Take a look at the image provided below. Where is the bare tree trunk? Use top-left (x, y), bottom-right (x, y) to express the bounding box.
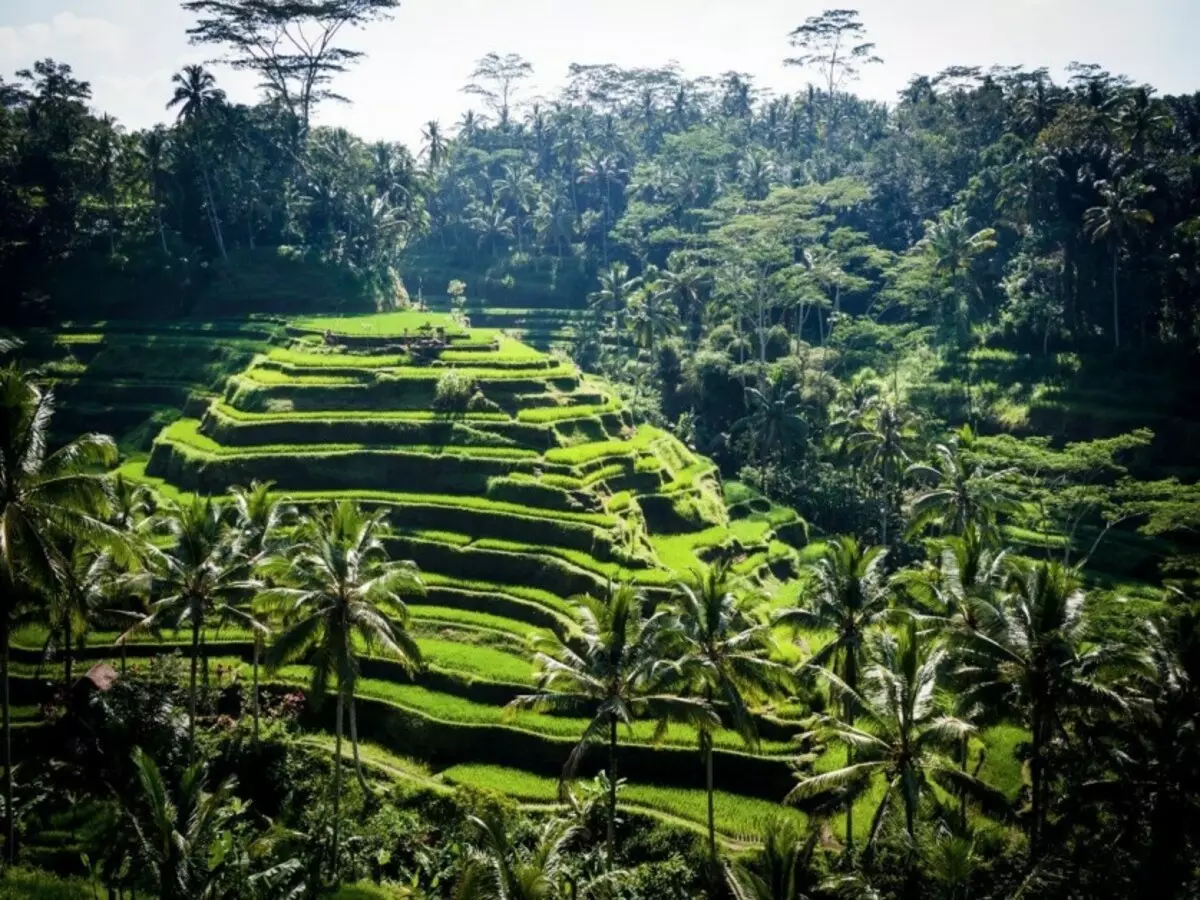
top-left (350, 698), bottom-right (369, 793)
top-left (64, 618), bottom-right (72, 687)
top-left (2, 612), bottom-right (13, 864)
top-left (252, 637), bottom-right (260, 746)
top-left (607, 716), bottom-right (618, 870)
top-left (1112, 249), bottom-right (1121, 350)
top-left (188, 619), bottom-right (199, 756)
top-left (704, 731), bottom-right (716, 865)
top-left (332, 690), bottom-right (344, 881)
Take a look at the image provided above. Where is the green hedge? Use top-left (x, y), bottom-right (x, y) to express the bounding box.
top-left (303, 691), bottom-right (796, 800)
top-left (417, 586), bottom-right (569, 630)
top-left (146, 439), bottom-right (533, 496)
top-left (374, 498), bottom-right (613, 557)
top-left (201, 404), bottom-right (554, 451)
top-left (384, 535), bottom-right (604, 599)
top-left (485, 475), bottom-right (602, 514)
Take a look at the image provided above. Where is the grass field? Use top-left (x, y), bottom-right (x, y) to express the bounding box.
top-left (441, 764), bottom-right (807, 842)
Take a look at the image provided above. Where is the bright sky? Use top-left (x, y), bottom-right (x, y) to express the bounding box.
top-left (1, 0), bottom-right (1198, 150)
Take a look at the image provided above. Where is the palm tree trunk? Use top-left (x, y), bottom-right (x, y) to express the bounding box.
top-left (251, 637), bottom-right (260, 746)
top-left (703, 731), bottom-right (716, 865)
top-left (1111, 248), bottom-right (1120, 349)
top-left (188, 619), bottom-right (199, 755)
top-left (960, 734), bottom-right (969, 832)
top-left (350, 698), bottom-right (368, 793)
top-left (2, 611), bottom-right (13, 864)
top-left (1030, 706), bottom-right (1045, 857)
top-left (194, 130), bottom-right (228, 263)
top-left (63, 618), bottom-right (72, 687)
top-left (607, 715), bottom-right (618, 871)
top-left (332, 689), bottom-right (344, 880)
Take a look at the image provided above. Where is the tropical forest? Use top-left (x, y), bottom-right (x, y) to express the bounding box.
top-left (0, 2), bottom-right (1198, 897)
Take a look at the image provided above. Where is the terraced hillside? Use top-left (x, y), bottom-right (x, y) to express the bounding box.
top-left (89, 310), bottom-right (812, 840)
top-left (6, 311), bottom-right (1033, 845)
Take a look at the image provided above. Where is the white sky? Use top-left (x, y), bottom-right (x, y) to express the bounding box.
top-left (1, 0), bottom-right (1198, 150)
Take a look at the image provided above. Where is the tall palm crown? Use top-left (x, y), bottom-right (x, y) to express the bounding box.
top-left (588, 262), bottom-right (642, 339)
top-left (229, 480), bottom-right (293, 561)
top-left (955, 562), bottom-right (1133, 854)
top-left (627, 283), bottom-right (681, 355)
top-left (775, 536), bottom-right (891, 696)
top-left (847, 396), bottom-right (915, 545)
top-left (262, 500), bottom-right (422, 701)
top-left (907, 427), bottom-right (1018, 542)
top-left (669, 562), bottom-right (785, 862)
top-left (735, 380), bottom-right (808, 471)
top-left (916, 207), bottom-right (997, 343)
top-left (0, 363), bottom-right (119, 861)
top-left (509, 582), bottom-right (717, 868)
top-left (897, 526), bottom-right (1009, 638)
top-left (45, 538), bottom-right (128, 685)
top-left (166, 64), bottom-right (225, 123)
top-left (790, 623), bottom-right (997, 852)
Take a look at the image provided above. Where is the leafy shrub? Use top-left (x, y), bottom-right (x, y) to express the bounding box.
top-left (433, 370), bottom-right (478, 412)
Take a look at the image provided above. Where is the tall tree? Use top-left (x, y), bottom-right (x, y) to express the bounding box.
top-left (462, 52), bottom-right (534, 129)
top-left (261, 500), bottom-right (422, 877)
top-left (668, 562), bottom-right (785, 866)
top-left (907, 427), bottom-right (1018, 543)
top-left (790, 622), bottom-right (998, 852)
top-left (166, 65), bottom-right (229, 261)
top-left (124, 497), bottom-right (250, 755)
top-left (509, 582), bottom-right (716, 870)
top-left (784, 9), bottom-right (882, 151)
top-left (0, 363), bottom-right (118, 863)
top-left (773, 536), bottom-right (891, 850)
top-left (956, 562), bottom-right (1134, 856)
top-left (1083, 177), bottom-right (1155, 348)
top-left (182, 0), bottom-right (400, 138)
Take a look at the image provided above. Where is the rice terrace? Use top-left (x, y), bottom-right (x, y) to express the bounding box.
top-left (0, 1), bottom-right (1198, 898)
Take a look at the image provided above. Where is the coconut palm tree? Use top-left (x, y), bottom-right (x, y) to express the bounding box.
top-left (724, 816), bottom-right (818, 900)
top-left (916, 208), bottom-right (997, 345)
top-left (122, 497), bottom-right (250, 755)
top-left (261, 500), bottom-right (422, 876)
top-left (230, 480), bottom-right (294, 561)
top-left (228, 481), bottom-right (292, 744)
top-left (589, 263), bottom-right (643, 355)
top-left (120, 746), bottom-right (239, 900)
top-left (45, 538), bottom-right (126, 686)
top-left (789, 622), bottom-right (999, 853)
top-left (420, 119), bottom-right (448, 172)
top-left (955, 562), bottom-right (1134, 855)
top-left (657, 253), bottom-right (706, 344)
top-left (734, 380), bottom-right (808, 476)
top-left (455, 811), bottom-right (617, 900)
top-left (627, 284), bottom-right (681, 357)
top-left (773, 536), bottom-right (891, 849)
top-left (508, 582), bottom-right (717, 869)
top-left (847, 397), bottom-right (915, 547)
top-left (1083, 177), bottom-right (1155, 349)
top-left (138, 126), bottom-right (173, 256)
top-left (669, 562), bottom-right (787, 864)
top-left (166, 65), bottom-right (228, 261)
top-left (907, 427), bottom-right (1018, 543)
top-left (0, 364), bottom-right (120, 862)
